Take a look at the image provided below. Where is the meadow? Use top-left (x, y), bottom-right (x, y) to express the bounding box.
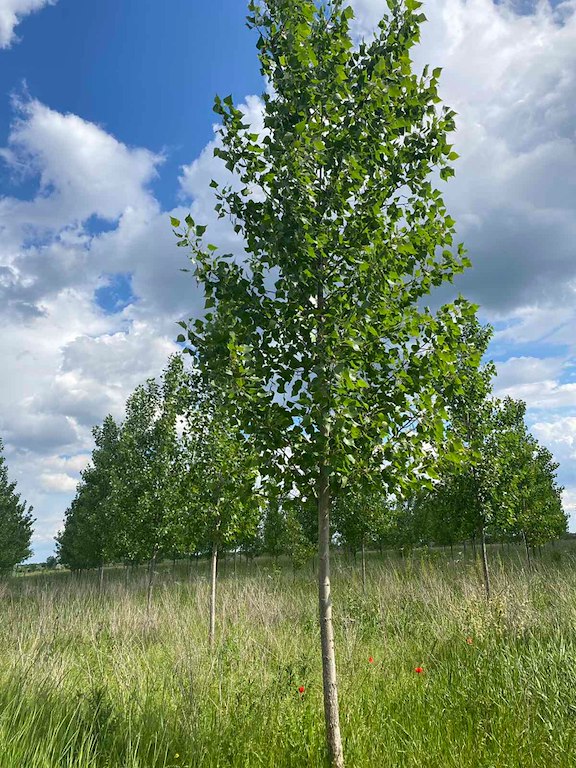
top-left (2, 545), bottom-right (576, 767)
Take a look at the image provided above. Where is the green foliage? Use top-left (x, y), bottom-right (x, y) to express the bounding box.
top-left (0, 438), bottom-right (34, 574)
top-left (409, 316), bottom-right (568, 551)
top-left (494, 404), bottom-right (566, 546)
top-left (56, 415), bottom-right (121, 570)
top-left (56, 355), bottom-right (262, 572)
top-left (333, 481), bottom-right (395, 553)
top-left (110, 355), bottom-right (187, 563)
top-left (177, 370), bottom-right (262, 555)
top-left (176, 0), bottom-right (477, 501)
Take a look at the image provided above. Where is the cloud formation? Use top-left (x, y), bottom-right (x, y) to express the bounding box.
top-left (354, 0), bottom-right (576, 312)
top-left (0, 0), bottom-right (55, 49)
top-left (0, 99), bottom-right (183, 556)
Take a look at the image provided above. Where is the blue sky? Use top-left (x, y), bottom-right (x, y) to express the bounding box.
top-left (0, 0), bottom-right (575, 561)
top-left (0, 0), bottom-right (262, 208)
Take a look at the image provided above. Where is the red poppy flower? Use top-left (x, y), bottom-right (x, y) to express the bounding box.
top-left (414, 667), bottom-right (423, 674)
top-left (368, 656), bottom-right (374, 664)
top-left (298, 685), bottom-right (305, 694)
top-left (466, 637), bottom-right (473, 645)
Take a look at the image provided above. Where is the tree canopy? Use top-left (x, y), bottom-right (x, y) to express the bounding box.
top-left (0, 438), bottom-right (34, 574)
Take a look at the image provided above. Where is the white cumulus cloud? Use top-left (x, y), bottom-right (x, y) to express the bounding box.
top-left (0, 0), bottom-right (54, 49)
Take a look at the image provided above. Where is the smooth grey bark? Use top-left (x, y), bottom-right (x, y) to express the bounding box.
top-left (209, 540), bottom-right (218, 649)
top-left (147, 548), bottom-right (157, 615)
top-left (480, 525), bottom-right (491, 600)
top-left (318, 462), bottom-right (344, 768)
top-left (523, 530), bottom-right (533, 571)
top-left (98, 564), bottom-right (104, 596)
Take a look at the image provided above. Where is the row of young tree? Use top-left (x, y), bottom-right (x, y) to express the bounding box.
top-left (57, 329), bottom-right (565, 594)
top-left (0, 439), bottom-right (34, 575)
top-left (58, 1), bottom-right (566, 765)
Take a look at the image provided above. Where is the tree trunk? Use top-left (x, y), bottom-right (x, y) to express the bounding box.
top-left (209, 540), bottom-right (218, 649)
top-left (361, 539), bottom-right (367, 594)
top-left (147, 549), bottom-right (157, 615)
top-left (318, 461), bottom-right (345, 768)
top-left (98, 563), bottom-right (104, 596)
top-left (480, 525), bottom-right (491, 600)
top-left (523, 530), bottom-right (532, 571)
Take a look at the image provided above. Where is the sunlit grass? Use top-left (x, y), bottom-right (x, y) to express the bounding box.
top-left (2, 546), bottom-right (576, 766)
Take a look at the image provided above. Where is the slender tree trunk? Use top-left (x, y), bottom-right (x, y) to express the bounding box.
top-left (523, 530), bottom-right (532, 570)
top-left (480, 525), bottom-right (491, 600)
top-left (318, 461), bottom-right (344, 768)
top-left (188, 554), bottom-right (194, 583)
top-left (98, 563), bottom-right (104, 596)
top-left (472, 535), bottom-right (477, 559)
top-left (147, 548), bottom-right (157, 615)
top-left (361, 538), bottom-right (367, 594)
top-left (450, 543), bottom-right (454, 560)
top-left (233, 549), bottom-right (237, 577)
top-left (209, 540), bottom-right (218, 649)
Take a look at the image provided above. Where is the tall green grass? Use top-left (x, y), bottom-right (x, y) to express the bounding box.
top-left (3, 548), bottom-right (576, 766)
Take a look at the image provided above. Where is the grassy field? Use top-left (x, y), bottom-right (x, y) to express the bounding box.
top-left (2, 546), bottom-right (576, 767)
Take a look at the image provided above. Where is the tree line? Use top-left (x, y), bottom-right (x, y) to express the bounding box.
top-left (56, 330), bottom-right (565, 595)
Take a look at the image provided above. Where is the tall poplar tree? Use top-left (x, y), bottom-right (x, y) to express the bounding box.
top-left (56, 415), bottom-right (121, 578)
top-left (112, 356), bottom-right (185, 611)
top-left (493, 404), bottom-right (566, 561)
top-left (179, 387), bottom-right (260, 647)
top-left (175, 1), bottom-right (476, 763)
